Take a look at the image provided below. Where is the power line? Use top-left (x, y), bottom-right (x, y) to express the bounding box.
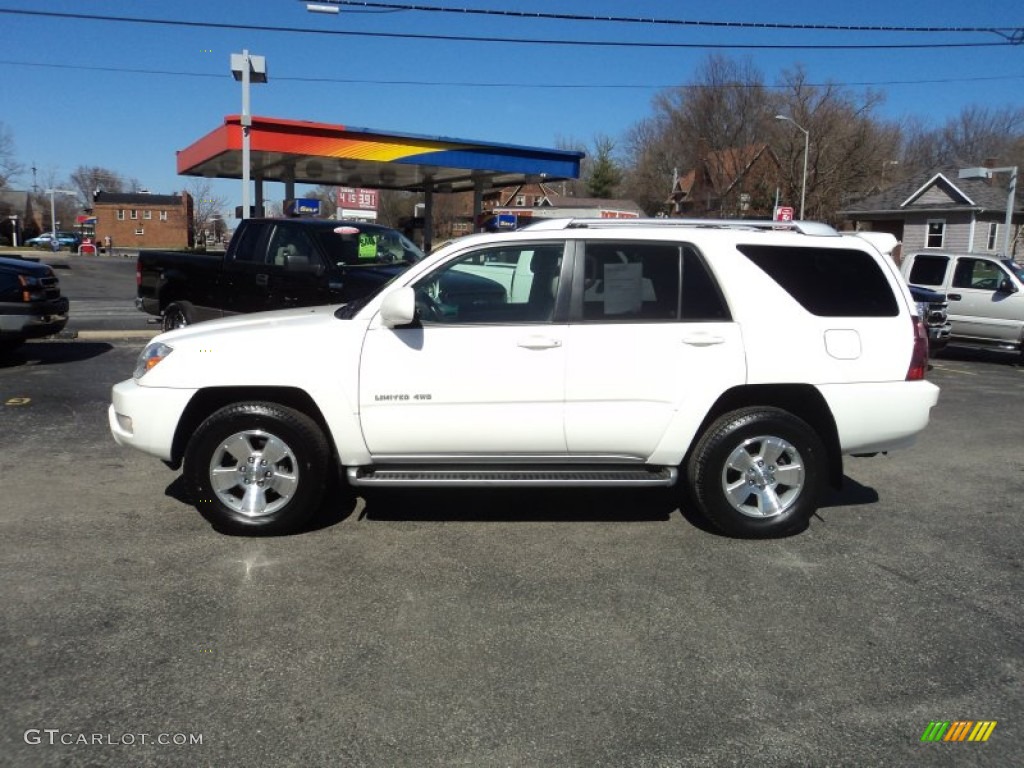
top-left (0, 8), bottom-right (1018, 50)
top-left (299, 1), bottom-right (1024, 41)
top-left (3, 58), bottom-right (1022, 92)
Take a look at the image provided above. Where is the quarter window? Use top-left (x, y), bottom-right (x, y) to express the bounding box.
top-left (738, 245), bottom-right (898, 317)
top-left (926, 220), bottom-right (945, 248)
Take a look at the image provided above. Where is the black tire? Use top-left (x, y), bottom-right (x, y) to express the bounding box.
top-left (162, 301), bottom-right (195, 332)
top-left (687, 407), bottom-right (827, 538)
top-left (184, 402), bottom-right (330, 535)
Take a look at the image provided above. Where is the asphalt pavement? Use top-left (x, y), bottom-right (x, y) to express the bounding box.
top-left (0, 257), bottom-right (1021, 767)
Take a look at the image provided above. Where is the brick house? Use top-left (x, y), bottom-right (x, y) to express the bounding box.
top-left (840, 164), bottom-right (1022, 260)
top-left (92, 191), bottom-right (194, 249)
top-left (667, 143), bottom-right (781, 218)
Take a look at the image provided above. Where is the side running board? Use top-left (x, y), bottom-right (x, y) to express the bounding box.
top-left (347, 466), bottom-right (677, 488)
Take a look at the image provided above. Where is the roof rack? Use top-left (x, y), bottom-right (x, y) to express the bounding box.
top-left (521, 217), bottom-right (840, 237)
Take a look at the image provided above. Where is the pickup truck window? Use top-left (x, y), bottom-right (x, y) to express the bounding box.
top-left (268, 225), bottom-right (318, 269)
top-left (311, 225), bottom-right (423, 267)
top-left (952, 258), bottom-right (1007, 291)
top-left (907, 254), bottom-right (949, 286)
top-left (739, 245), bottom-right (898, 317)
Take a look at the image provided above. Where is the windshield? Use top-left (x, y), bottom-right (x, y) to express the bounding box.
top-left (1005, 260), bottom-right (1024, 281)
top-left (312, 224), bottom-right (424, 267)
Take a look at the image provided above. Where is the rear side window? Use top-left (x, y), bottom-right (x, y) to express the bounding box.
top-left (737, 245), bottom-right (898, 317)
top-left (580, 241), bottom-right (730, 322)
top-left (907, 254), bottom-right (949, 286)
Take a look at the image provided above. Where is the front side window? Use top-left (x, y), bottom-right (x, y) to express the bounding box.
top-left (952, 258), bottom-right (1006, 291)
top-left (411, 243), bottom-right (565, 324)
top-left (267, 225), bottom-right (318, 268)
top-left (926, 220), bottom-right (945, 248)
top-left (580, 241), bottom-right (729, 322)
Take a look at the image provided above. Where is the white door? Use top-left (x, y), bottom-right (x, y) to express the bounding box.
top-left (358, 242), bottom-right (570, 456)
top-left (948, 256), bottom-right (1024, 343)
top-left (563, 241), bottom-right (746, 457)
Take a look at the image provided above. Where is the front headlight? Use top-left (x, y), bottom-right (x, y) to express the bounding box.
top-left (133, 342), bottom-right (174, 379)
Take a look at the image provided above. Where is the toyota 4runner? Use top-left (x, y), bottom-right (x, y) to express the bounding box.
top-left (109, 219), bottom-right (940, 538)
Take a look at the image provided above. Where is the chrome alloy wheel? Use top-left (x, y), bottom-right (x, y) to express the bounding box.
top-left (721, 435), bottom-right (805, 519)
top-left (208, 430), bottom-right (300, 518)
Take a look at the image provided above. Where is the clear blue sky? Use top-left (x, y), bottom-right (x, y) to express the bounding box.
top-left (1, 0), bottom-right (1022, 212)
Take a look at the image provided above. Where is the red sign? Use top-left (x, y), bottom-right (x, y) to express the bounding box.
top-left (774, 206), bottom-right (794, 222)
top-left (338, 187), bottom-right (378, 211)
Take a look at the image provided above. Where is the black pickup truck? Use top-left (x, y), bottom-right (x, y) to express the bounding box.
top-left (137, 218), bottom-right (425, 330)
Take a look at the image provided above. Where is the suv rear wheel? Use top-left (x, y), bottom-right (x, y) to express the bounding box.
top-left (184, 402), bottom-right (329, 535)
top-left (688, 407), bottom-right (827, 538)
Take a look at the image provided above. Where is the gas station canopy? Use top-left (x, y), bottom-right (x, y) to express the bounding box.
top-left (176, 115), bottom-right (583, 193)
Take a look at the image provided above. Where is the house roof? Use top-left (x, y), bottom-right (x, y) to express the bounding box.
top-left (841, 166), bottom-right (1022, 216)
top-left (93, 192), bottom-right (185, 206)
top-left (668, 144), bottom-right (778, 202)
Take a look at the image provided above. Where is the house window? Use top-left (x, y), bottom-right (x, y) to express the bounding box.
top-left (515, 195), bottom-right (526, 207)
top-left (117, 209), bottom-right (125, 220)
top-left (926, 220), bottom-right (945, 249)
top-left (130, 209), bottom-right (138, 220)
top-left (143, 210), bottom-right (152, 220)
top-left (987, 222), bottom-right (998, 251)
top-left (135, 227), bottom-right (144, 236)
top-left (159, 210), bottom-right (168, 221)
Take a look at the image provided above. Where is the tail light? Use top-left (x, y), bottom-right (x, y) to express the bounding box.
top-left (906, 315), bottom-right (929, 381)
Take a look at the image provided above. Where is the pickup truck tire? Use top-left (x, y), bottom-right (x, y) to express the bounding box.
top-left (687, 407), bottom-right (826, 538)
top-left (162, 301), bottom-right (195, 332)
top-left (184, 402), bottom-right (330, 535)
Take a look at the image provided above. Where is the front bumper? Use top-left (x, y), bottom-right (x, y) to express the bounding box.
top-left (109, 378), bottom-right (197, 461)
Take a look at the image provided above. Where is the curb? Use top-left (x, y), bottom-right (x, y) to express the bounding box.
top-left (53, 330), bottom-right (160, 342)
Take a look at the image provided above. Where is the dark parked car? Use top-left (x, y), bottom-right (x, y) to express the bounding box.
top-left (136, 218), bottom-right (425, 331)
top-left (0, 256), bottom-right (69, 352)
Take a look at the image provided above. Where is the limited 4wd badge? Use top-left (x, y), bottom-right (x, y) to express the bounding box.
top-left (374, 393), bottom-right (432, 401)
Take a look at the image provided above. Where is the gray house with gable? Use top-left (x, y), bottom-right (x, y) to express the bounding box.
top-left (841, 165), bottom-right (1022, 260)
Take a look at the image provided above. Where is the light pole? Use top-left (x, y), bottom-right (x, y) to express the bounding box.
top-left (230, 50), bottom-right (268, 220)
top-left (45, 188), bottom-right (76, 250)
top-left (958, 165), bottom-right (1018, 258)
top-left (775, 115), bottom-right (809, 220)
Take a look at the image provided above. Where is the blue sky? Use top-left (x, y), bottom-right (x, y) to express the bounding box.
top-left (1, 0), bottom-right (1022, 212)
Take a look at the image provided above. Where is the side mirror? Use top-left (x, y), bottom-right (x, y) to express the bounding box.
top-left (997, 278), bottom-right (1018, 295)
top-left (379, 287), bottom-right (416, 327)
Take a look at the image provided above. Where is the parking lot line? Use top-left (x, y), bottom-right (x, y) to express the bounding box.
top-left (929, 363), bottom-right (978, 376)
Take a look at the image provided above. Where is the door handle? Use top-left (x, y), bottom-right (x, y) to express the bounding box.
top-left (947, 293), bottom-right (961, 301)
top-left (517, 336), bottom-right (562, 349)
top-left (255, 274), bottom-right (268, 287)
top-left (682, 333), bottom-right (725, 346)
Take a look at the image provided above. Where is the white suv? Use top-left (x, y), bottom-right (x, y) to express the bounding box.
top-left (109, 219), bottom-right (940, 538)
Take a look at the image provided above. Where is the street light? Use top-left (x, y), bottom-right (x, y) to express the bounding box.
top-left (958, 165), bottom-right (1019, 258)
top-left (45, 188), bottom-right (76, 250)
top-left (230, 50), bottom-right (268, 220)
top-left (775, 115), bottom-right (809, 220)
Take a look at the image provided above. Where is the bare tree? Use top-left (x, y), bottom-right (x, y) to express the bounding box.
top-left (0, 122), bottom-right (24, 188)
top-left (184, 179), bottom-right (228, 247)
top-left (302, 184), bottom-right (340, 219)
top-left (69, 165), bottom-right (128, 205)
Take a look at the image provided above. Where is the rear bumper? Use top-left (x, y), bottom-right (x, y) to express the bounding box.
top-left (818, 380), bottom-right (940, 454)
top-left (0, 297), bottom-right (69, 339)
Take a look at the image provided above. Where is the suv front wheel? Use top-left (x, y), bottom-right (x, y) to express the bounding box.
top-left (687, 407), bottom-right (827, 538)
top-left (184, 402), bottom-right (330, 535)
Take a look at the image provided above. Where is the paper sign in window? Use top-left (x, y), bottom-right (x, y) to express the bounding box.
top-left (602, 262), bottom-right (644, 314)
